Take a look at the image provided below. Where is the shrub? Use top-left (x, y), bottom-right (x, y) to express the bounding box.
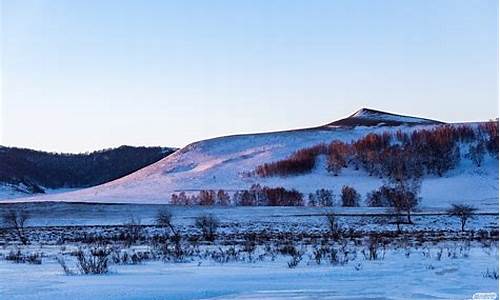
top-left (122, 216), bottom-right (143, 247)
top-left (195, 214), bottom-right (220, 241)
top-left (77, 247), bottom-right (110, 274)
top-left (156, 208), bottom-right (178, 236)
top-left (5, 249), bottom-right (41, 264)
top-left (325, 212), bottom-right (343, 238)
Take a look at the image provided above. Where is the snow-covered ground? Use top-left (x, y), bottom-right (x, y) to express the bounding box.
top-left (0, 183), bottom-right (79, 200)
top-left (0, 243), bottom-right (497, 300)
top-left (0, 202), bottom-right (498, 231)
top-left (0, 202), bottom-right (497, 300)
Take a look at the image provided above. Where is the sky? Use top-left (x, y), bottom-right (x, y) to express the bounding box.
top-left (1, 0), bottom-right (498, 153)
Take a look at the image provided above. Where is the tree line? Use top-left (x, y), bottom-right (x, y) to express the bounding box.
top-left (255, 122), bottom-right (498, 178)
top-left (0, 145), bottom-right (176, 193)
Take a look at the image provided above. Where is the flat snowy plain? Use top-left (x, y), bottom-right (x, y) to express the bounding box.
top-left (0, 203), bottom-right (498, 300)
top-left (1, 248), bottom-right (497, 300)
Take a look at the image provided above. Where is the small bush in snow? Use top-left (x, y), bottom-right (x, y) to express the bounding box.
top-left (122, 216), bottom-right (143, 247)
top-left (5, 249), bottom-right (41, 264)
top-left (325, 212), bottom-right (343, 239)
top-left (362, 235), bottom-right (385, 261)
top-left (156, 208), bottom-right (178, 235)
top-left (75, 247), bottom-right (111, 274)
top-left (195, 214), bottom-right (219, 242)
top-left (483, 268), bottom-right (499, 280)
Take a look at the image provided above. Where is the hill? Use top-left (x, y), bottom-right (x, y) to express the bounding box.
top-left (8, 109), bottom-right (499, 211)
top-left (0, 145), bottom-right (176, 198)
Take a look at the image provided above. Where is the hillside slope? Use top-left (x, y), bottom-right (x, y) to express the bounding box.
top-left (11, 109), bottom-right (499, 211)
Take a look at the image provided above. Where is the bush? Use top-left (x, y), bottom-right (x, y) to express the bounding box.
top-left (122, 216), bottom-right (143, 247)
top-left (76, 247), bottom-right (111, 274)
top-left (195, 214), bottom-right (220, 241)
top-left (156, 208), bottom-right (178, 235)
top-left (325, 212), bottom-right (343, 238)
top-left (5, 249), bottom-right (41, 264)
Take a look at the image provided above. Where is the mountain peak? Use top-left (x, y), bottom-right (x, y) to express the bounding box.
top-left (327, 108), bottom-right (443, 127)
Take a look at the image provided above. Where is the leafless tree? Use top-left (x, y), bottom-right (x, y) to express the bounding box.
top-left (467, 143), bottom-right (486, 167)
top-left (123, 216), bottom-right (142, 247)
top-left (447, 204), bottom-right (477, 232)
top-left (2, 209), bottom-right (30, 245)
top-left (195, 214), bottom-right (219, 241)
top-left (325, 212), bottom-right (342, 238)
top-left (156, 208), bottom-right (178, 236)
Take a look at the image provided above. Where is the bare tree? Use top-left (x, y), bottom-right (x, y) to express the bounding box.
top-left (156, 208), bottom-right (178, 236)
top-left (216, 190), bottom-right (231, 206)
top-left (2, 209), bottom-right (30, 245)
top-left (325, 212), bottom-right (342, 238)
top-left (195, 214), bottom-right (219, 241)
top-left (389, 183), bottom-right (420, 224)
top-left (123, 216), bottom-right (142, 247)
top-left (447, 204), bottom-right (477, 232)
top-left (385, 208), bottom-right (405, 232)
top-left (467, 143), bottom-right (486, 167)
top-left (385, 151), bottom-right (422, 224)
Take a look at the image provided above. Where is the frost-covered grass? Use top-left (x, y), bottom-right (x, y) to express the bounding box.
top-left (0, 239), bottom-right (498, 300)
top-left (0, 203), bottom-right (498, 299)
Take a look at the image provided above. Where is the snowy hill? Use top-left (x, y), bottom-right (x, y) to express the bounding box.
top-left (6, 109), bottom-right (499, 211)
top-left (326, 108), bottom-right (443, 127)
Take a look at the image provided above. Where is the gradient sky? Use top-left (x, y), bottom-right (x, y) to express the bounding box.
top-left (1, 0), bottom-right (498, 152)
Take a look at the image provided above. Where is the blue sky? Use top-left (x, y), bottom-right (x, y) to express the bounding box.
top-left (1, 0), bottom-right (498, 152)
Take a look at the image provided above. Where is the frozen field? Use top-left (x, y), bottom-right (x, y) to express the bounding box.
top-left (1, 247), bottom-right (498, 300)
top-left (0, 202), bottom-right (498, 300)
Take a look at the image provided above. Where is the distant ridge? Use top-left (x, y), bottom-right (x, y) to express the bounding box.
top-left (326, 108), bottom-right (444, 127)
top-left (0, 145), bottom-right (177, 197)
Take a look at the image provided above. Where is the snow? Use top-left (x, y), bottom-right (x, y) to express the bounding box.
top-left (0, 183), bottom-right (79, 200)
top-left (350, 108), bottom-right (439, 124)
top-left (0, 201), bottom-right (497, 300)
top-left (3, 122), bottom-right (498, 213)
top-left (0, 246), bottom-right (497, 300)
